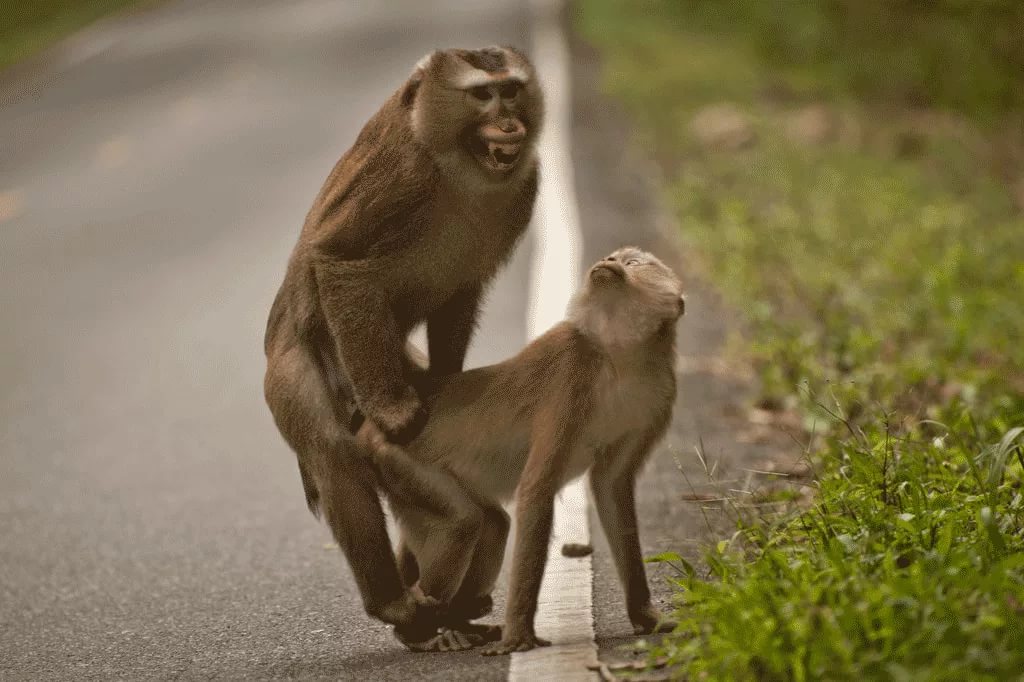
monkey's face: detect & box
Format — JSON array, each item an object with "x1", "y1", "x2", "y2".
[
  {"x1": 410, "y1": 47, "x2": 544, "y2": 179},
  {"x1": 574, "y1": 247, "x2": 686, "y2": 343}
]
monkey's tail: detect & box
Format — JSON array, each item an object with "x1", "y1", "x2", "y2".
[{"x1": 297, "y1": 460, "x2": 321, "y2": 519}]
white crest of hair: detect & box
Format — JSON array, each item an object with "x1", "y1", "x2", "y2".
[
  {"x1": 504, "y1": 65, "x2": 530, "y2": 82},
  {"x1": 453, "y1": 68, "x2": 497, "y2": 90},
  {"x1": 413, "y1": 51, "x2": 434, "y2": 72}
]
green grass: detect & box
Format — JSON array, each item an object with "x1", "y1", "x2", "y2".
[
  {"x1": 0, "y1": 0, "x2": 146, "y2": 71},
  {"x1": 577, "y1": 1, "x2": 1024, "y2": 678}
]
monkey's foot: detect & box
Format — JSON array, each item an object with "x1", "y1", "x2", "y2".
[
  {"x1": 481, "y1": 633, "x2": 551, "y2": 656},
  {"x1": 395, "y1": 626, "x2": 478, "y2": 653},
  {"x1": 630, "y1": 605, "x2": 677, "y2": 635}
]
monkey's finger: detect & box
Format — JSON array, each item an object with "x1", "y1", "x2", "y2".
[
  {"x1": 451, "y1": 629, "x2": 474, "y2": 650},
  {"x1": 480, "y1": 643, "x2": 510, "y2": 656},
  {"x1": 397, "y1": 633, "x2": 444, "y2": 653},
  {"x1": 436, "y1": 628, "x2": 473, "y2": 652}
]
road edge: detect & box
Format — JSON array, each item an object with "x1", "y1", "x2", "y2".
[{"x1": 508, "y1": 1, "x2": 597, "y2": 680}]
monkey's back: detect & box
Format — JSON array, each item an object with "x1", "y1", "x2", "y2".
[{"x1": 405, "y1": 322, "x2": 676, "y2": 503}]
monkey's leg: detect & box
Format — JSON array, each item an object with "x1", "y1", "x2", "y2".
[
  {"x1": 372, "y1": 447, "x2": 495, "y2": 653},
  {"x1": 590, "y1": 446, "x2": 677, "y2": 636},
  {"x1": 427, "y1": 284, "x2": 482, "y2": 376},
  {"x1": 264, "y1": 345, "x2": 437, "y2": 638},
  {"x1": 370, "y1": 444, "x2": 483, "y2": 605},
  {"x1": 442, "y1": 503, "x2": 509, "y2": 643}
]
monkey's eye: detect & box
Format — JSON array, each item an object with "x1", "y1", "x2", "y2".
[
  {"x1": 498, "y1": 82, "x2": 521, "y2": 99},
  {"x1": 469, "y1": 86, "x2": 491, "y2": 101},
  {"x1": 625, "y1": 258, "x2": 641, "y2": 266}
]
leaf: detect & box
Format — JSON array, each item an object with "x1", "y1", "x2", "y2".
[
  {"x1": 987, "y1": 426, "x2": 1024, "y2": 487},
  {"x1": 646, "y1": 551, "x2": 684, "y2": 564}
]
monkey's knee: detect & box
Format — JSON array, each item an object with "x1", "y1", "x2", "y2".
[
  {"x1": 447, "y1": 504, "x2": 484, "y2": 545},
  {"x1": 482, "y1": 506, "x2": 510, "y2": 543}
]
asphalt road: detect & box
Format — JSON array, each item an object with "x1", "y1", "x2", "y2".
[
  {"x1": 0, "y1": 1, "x2": 785, "y2": 679},
  {"x1": 1, "y1": 2, "x2": 532, "y2": 679}
]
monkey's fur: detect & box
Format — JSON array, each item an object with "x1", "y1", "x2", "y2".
[
  {"x1": 263, "y1": 47, "x2": 543, "y2": 643},
  {"x1": 361, "y1": 247, "x2": 685, "y2": 654}
]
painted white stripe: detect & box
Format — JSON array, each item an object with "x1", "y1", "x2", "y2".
[{"x1": 510, "y1": 0, "x2": 597, "y2": 679}]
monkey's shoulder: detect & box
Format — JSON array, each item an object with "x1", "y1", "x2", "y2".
[{"x1": 303, "y1": 124, "x2": 437, "y2": 259}]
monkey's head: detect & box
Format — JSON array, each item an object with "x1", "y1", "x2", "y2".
[
  {"x1": 405, "y1": 47, "x2": 544, "y2": 181},
  {"x1": 570, "y1": 247, "x2": 686, "y2": 347}
]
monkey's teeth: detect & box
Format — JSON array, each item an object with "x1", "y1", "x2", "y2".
[{"x1": 488, "y1": 143, "x2": 521, "y2": 168}]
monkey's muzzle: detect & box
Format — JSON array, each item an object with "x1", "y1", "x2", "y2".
[
  {"x1": 590, "y1": 260, "x2": 625, "y2": 281},
  {"x1": 476, "y1": 121, "x2": 526, "y2": 172}
]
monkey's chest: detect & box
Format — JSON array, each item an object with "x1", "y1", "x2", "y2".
[
  {"x1": 401, "y1": 203, "x2": 520, "y2": 304},
  {"x1": 561, "y1": 374, "x2": 671, "y2": 484}
]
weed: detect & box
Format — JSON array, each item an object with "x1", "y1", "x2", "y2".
[{"x1": 579, "y1": 0, "x2": 1024, "y2": 677}]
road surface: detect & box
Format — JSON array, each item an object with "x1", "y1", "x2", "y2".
[{"x1": 0, "y1": 1, "x2": 779, "y2": 679}]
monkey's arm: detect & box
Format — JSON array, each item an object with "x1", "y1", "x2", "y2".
[
  {"x1": 427, "y1": 284, "x2": 483, "y2": 375},
  {"x1": 313, "y1": 261, "x2": 425, "y2": 442},
  {"x1": 590, "y1": 431, "x2": 677, "y2": 635}
]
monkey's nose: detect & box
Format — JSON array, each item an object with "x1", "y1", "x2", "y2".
[
  {"x1": 479, "y1": 121, "x2": 526, "y2": 144},
  {"x1": 498, "y1": 118, "x2": 525, "y2": 136}
]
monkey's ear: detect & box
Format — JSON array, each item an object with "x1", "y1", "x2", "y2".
[
  {"x1": 677, "y1": 294, "x2": 686, "y2": 317},
  {"x1": 401, "y1": 73, "x2": 422, "y2": 108}
]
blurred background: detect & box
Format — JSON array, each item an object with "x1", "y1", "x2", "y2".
[
  {"x1": 577, "y1": 1, "x2": 1024, "y2": 678},
  {"x1": 2, "y1": 1, "x2": 1023, "y2": 679}
]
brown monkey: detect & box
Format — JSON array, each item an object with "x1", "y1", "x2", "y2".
[
  {"x1": 263, "y1": 46, "x2": 544, "y2": 645},
  {"x1": 361, "y1": 247, "x2": 684, "y2": 654}
]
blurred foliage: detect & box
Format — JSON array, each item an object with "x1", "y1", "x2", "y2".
[
  {"x1": 0, "y1": 0, "x2": 145, "y2": 71},
  {"x1": 641, "y1": 0, "x2": 1024, "y2": 123},
  {"x1": 578, "y1": 0, "x2": 1024, "y2": 678}
]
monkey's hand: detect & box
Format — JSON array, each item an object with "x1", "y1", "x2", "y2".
[
  {"x1": 481, "y1": 630, "x2": 551, "y2": 656},
  {"x1": 395, "y1": 626, "x2": 481, "y2": 653},
  {"x1": 629, "y1": 603, "x2": 677, "y2": 635},
  {"x1": 369, "y1": 386, "x2": 428, "y2": 445}
]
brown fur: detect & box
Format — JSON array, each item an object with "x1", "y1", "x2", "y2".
[
  {"x1": 263, "y1": 46, "x2": 543, "y2": 642},
  {"x1": 364, "y1": 248, "x2": 685, "y2": 653}
]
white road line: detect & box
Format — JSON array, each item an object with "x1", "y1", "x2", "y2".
[{"x1": 510, "y1": 1, "x2": 597, "y2": 680}]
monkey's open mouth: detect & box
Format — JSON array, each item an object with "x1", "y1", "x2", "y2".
[
  {"x1": 471, "y1": 121, "x2": 526, "y2": 173},
  {"x1": 467, "y1": 136, "x2": 523, "y2": 172}
]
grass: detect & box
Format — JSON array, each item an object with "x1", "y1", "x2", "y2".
[
  {"x1": 0, "y1": 0, "x2": 146, "y2": 71},
  {"x1": 577, "y1": 0, "x2": 1024, "y2": 678}
]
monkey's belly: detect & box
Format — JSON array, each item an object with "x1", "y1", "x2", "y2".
[{"x1": 423, "y1": 428, "x2": 531, "y2": 505}]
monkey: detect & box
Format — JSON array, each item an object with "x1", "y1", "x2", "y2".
[
  {"x1": 262, "y1": 46, "x2": 544, "y2": 647},
  {"x1": 358, "y1": 247, "x2": 685, "y2": 654}
]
